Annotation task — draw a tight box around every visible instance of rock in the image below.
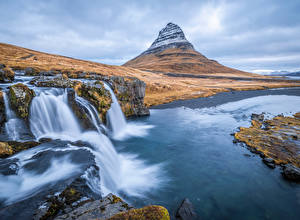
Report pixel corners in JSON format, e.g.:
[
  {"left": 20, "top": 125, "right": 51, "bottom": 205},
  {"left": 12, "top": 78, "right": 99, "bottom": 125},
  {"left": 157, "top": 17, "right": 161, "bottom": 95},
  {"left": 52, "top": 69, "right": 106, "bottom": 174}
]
[
  {"left": 176, "top": 198, "right": 197, "bottom": 220},
  {"left": 109, "top": 205, "right": 170, "bottom": 220},
  {"left": 0, "top": 65, "right": 15, "bottom": 82},
  {"left": 9, "top": 83, "right": 35, "bottom": 119},
  {"left": 282, "top": 164, "right": 300, "bottom": 181},
  {"left": 108, "top": 76, "right": 150, "bottom": 117},
  {"left": 0, "top": 141, "right": 40, "bottom": 158},
  {"left": 74, "top": 81, "right": 112, "bottom": 123},
  {"left": 54, "top": 193, "right": 131, "bottom": 220},
  {"left": 142, "top": 22, "right": 194, "bottom": 55},
  {"left": 0, "top": 90, "right": 6, "bottom": 127},
  {"left": 30, "top": 75, "right": 77, "bottom": 88},
  {"left": 66, "top": 88, "right": 98, "bottom": 130},
  {"left": 262, "top": 158, "right": 276, "bottom": 169},
  {"left": 25, "top": 67, "right": 40, "bottom": 76},
  {"left": 251, "top": 113, "right": 264, "bottom": 122}
]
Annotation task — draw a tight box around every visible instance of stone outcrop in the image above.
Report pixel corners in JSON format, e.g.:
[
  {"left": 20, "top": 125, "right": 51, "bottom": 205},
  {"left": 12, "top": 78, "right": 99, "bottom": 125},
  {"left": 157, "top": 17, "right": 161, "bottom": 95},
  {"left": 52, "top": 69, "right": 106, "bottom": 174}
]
[
  {"left": 0, "top": 141, "right": 40, "bottom": 158},
  {"left": 234, "top": 112, "right": 300, "bottom": 181},
  {"left": 74, "top": 81, "right": 112, "bottom": 123},
  {"left": 176, "top": 198, "right": 197, "bottom": 220},
  {"left": 0, "top": 64, "right": 14, "bottom": 82},
  {"left": 30, "top": 75, "right": 78, "bottom": 88},
  {"left": 9, "top": 83, "right": 35, "bottom": 119},
  {"left": 109, "top": 205, "right": 170, "bottom": 220},
  {"left": 108, "top": 76, "right": 150, "bottom": 117},
  {"left": 0, "top": 90, "right": 6, "bottom": 127},
  {"left": 142, "top": 22, "right": 194, "bottom": 55}
]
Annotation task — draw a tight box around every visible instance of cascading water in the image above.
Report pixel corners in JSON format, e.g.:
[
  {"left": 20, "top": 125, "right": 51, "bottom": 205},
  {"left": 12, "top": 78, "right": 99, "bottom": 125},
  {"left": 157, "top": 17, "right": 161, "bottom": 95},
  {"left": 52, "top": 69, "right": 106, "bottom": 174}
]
[
  {"left": 3, "top": 92, "right": 24, "bottom": 140},
  {"left": 104, "top": 83, "right": 154, "bottom": 140},
  {"left": 28, "top": 87, "right": 163, "bottom": 196}
]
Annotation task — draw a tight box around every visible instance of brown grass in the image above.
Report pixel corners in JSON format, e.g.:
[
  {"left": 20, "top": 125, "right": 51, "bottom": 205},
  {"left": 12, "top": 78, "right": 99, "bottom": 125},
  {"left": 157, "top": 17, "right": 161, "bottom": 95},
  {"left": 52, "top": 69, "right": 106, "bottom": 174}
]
[{"left": 1, "top": 42, "right": 299, "bottom": 106}]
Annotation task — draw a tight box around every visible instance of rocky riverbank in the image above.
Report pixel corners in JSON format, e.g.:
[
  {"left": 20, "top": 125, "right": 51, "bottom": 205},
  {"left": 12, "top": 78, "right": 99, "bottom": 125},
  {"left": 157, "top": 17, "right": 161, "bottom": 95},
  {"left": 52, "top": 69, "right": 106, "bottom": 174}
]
[{"left": 234, "top": 112, "right": 300, "bottom": 181}]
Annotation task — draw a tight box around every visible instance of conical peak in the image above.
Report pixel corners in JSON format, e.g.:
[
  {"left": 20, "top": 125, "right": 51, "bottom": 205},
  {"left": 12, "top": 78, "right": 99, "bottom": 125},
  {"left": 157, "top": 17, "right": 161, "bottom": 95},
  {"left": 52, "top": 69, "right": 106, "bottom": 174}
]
[{"left": 143, "top": 23, "right": 194, "bottom": 55}]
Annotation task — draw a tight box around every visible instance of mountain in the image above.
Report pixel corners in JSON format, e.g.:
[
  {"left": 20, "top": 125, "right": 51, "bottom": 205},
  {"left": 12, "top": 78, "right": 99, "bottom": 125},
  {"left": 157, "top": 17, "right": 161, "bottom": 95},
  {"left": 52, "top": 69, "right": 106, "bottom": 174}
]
[{"left": 124, "top": 23, "right": 251, "bottom": 76}]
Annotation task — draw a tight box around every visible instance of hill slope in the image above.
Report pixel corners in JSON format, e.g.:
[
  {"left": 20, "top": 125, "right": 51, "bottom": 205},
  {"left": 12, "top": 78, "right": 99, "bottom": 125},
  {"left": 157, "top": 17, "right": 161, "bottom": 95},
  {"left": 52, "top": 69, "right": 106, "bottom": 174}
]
[{"left": 124, "top": 23, "right": 253, "bottom": 77}]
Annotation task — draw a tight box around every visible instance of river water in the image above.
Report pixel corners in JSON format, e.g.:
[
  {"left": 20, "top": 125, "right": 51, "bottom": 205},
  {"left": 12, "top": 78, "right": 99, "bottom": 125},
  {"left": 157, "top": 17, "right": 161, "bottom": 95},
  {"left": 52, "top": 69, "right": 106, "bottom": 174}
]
[{"left": 0, "top": 73, "right": 299, "bottom": 219}]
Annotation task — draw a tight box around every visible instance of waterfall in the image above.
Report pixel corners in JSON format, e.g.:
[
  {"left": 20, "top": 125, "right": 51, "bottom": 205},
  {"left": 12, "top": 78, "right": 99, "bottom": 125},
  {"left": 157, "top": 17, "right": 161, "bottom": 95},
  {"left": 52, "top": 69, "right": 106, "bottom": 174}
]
[
  {"left": 104, "top": 82, "right": 154, "bottom": 140},
  {"left": 3, "top": 92, "right": 24, "bottom": 140},
  {"left": 103, "top": 83, "right": 127, "bottom": 139},
  {"left": 74, "top": 95, "right": 106, "bottom": 134},
  {"left": 29, "top": 88, "right": 122, "bottom": 194}
]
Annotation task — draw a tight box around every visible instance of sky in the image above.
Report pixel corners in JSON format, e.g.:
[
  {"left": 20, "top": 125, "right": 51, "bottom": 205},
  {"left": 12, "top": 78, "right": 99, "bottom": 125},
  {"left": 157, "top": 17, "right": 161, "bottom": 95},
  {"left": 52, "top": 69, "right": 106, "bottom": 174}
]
[{"left": 0, "top": 0, "right": 299, "bottom": 73}]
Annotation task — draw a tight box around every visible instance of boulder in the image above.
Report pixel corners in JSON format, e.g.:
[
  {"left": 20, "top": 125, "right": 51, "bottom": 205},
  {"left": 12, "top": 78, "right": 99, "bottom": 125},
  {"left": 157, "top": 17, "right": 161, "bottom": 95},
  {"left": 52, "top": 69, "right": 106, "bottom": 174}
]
[
  {"left": 0, "top": 64, "right": 15, "bottom": 82},
  {"left": 0, "top": 141, "right": 40, "bottom": 158},
  {"left": 262, "top": 157, "right": 276, "bottom": 169},
  {"left": 176, "top": 198, "right": 197, "bottom": 220},
  {"left": 30, "top": 75, "right": 77, "bottom": 88},
  {"left": 282, "top": 164, "right": 300, "bottom": 181},
  {"left": 251, "top": 113, "right": 264, "bottom": 122},
  {"left": 109, "top": 205, "right": 170, "bottom": 220},
  {"left": 74, "top": 81, "right": 112, "bottom": 123},
  {"left": 9, "top": 83, "right": 35, "bottom": 119},
  {"left": 25, "top": 67, "right": 40, "bottom": 76},
  {"left": 54, "top": 193, "right": 131, "bottom": 220},
  {"left": 109, "top": 76, "right": 150, "bottom": 117}
]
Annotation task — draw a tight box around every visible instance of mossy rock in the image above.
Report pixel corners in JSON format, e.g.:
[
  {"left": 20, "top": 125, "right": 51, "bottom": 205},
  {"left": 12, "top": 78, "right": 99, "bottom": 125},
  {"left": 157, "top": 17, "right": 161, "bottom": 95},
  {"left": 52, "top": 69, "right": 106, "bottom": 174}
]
[
  {"left": 0, "top": 66, "right": 15, "bottom": 82},
  {"left": 9, "top": 83, "right": 35, "bottom": 119},
  {"left": 0, "top": 141, "right": 40, "bottom": 158},
  {"left": 0, "top": 90, "right": 6, "bottom": 126},
  {"left": 109, "top": 205, "right": 170, "bottom": 220}
]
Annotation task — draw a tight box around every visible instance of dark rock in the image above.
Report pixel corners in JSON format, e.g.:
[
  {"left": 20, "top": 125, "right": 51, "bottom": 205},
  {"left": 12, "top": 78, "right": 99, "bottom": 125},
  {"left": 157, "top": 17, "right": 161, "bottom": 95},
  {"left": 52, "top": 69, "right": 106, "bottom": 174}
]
[
  {"left": 142, "top": 22, "right": 194, "bottom": 55},
  {"left": 0, "top": 63, "right": 5, "bottom": 69},
  {"left": 282, "top": 164, "right": 300, "bottom": 181},
  {"left": 25, "top": 67, "right": 39, "bottom": 76},
  {"left": 8, "top": 83, "right": 35, "bottom": 119},
  {"left": 0, "top": 66, "right": 15, "bottom": 82},
  {"left": 54, "top": 193, "right": 131, "bottom": 220},
  {"left": 262, "top": 157, "right": 276, "bottom": 169},
  {"left": 0, "top": 141, "right": 40, "bottom": 158},
  {"left": 251, "top": 113, "right": 264, "bottom": 122},
  {"left": 176, "top": 198, "right": 197, "bottom": 220}
]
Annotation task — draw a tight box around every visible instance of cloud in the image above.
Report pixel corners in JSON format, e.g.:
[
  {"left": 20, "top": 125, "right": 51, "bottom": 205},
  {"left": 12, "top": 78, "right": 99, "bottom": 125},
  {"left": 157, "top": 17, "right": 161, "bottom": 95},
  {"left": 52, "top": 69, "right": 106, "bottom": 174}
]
[{"left": 0, "top": 0, "right": 299, "bottom": 71}]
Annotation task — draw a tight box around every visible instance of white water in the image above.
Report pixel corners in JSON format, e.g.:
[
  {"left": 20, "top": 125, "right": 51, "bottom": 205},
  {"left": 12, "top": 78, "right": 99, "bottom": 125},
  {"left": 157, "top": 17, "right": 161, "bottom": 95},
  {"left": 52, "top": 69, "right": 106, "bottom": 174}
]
[
  {"left": 104, "top": 83, "right": 154, "bottom": 140},
  {"left": 3, "top": 92, "right": 24, "bottom": 140},
  {"left": 27, "top": 88, "right": 163, "bottom": 197}
]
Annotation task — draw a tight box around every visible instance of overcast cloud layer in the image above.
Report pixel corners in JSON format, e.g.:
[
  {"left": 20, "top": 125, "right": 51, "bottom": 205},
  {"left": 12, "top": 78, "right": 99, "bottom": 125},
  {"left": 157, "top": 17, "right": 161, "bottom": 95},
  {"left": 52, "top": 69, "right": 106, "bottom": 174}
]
[{"left": 0, "top": 0, "right": 299, "bottom": 73}]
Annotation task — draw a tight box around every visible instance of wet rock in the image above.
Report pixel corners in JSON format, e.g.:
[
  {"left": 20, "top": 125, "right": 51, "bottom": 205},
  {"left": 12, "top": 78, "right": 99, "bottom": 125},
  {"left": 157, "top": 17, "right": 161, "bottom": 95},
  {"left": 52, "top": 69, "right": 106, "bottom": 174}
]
[
  {"left": 9, "top": 83, "right": 35, "bottom": 119},
  {"left": 234, "top": 112, "right": 300, "bottom": 172},
  {"left": 0, "top": 64, "right": 15, "bottom": 82},
  {"left": 251, "top": 113, "right": 264, "bottom": 122},
  {"left": 30, "top": 75, "right": 78, "bottom": 88},
  {"left": 54, "top": 193, "right": 131, "bottom": 220},
  {"left": 282, "top": 164, "right": 300, "bottom": 181},
  {"left": 0, "top": 141, "right": 40, "bottom": 158},
  {"left": 176, "top": 198, "right": 197, "bottom": 220},
  {"left": 263, "top": 158, "right": 276, "bottom": 169},
  {"left": 0, "top": 90, "right": 6, "bottom": 127},
  {"left": 66, "top": 88, "right": 98, "bottom": 130},
  {"left": 109, "top": 76, "right": 150, "bottom": 117},
  {"left": 74, "top": 81, "right": 112, "bottom": 123},
  {"left": 25, "top": 67, "right": 40, "bottom": 76},
  {"left": 109, "top": 205, "right": 170, "bottom": 220}
]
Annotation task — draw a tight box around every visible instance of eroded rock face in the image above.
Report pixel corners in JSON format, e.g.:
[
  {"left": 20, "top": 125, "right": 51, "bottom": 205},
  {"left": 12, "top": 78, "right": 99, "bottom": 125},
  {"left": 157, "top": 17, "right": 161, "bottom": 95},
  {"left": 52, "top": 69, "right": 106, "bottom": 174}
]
[
  {"left": 109, "top": 205, "right": 170, "bottom": 220},
  {"left": 0, "top": 64, "right": 14, "bottom": 82},
  {"left": 108, "top": 76, "right": 150, "bottom": 117},
  {"left": 0, "top": 141, "right": 40, "bottom": 158},
  {"left": 143, "top": 22, "right": 194, "bottom": 55},
  {"left": 9, "top": 83, "right": 35, "bottom": 119},
  {"left": 282, "top": 164, "right": 300, "bottom": 181}
]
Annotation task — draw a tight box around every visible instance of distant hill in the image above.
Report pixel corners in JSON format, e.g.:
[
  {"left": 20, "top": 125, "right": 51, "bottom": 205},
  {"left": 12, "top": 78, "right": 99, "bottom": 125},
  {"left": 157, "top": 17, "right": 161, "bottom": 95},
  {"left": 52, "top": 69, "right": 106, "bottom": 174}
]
[{"left": 124, "top": 23, "right": 256, "bottom": 77}]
